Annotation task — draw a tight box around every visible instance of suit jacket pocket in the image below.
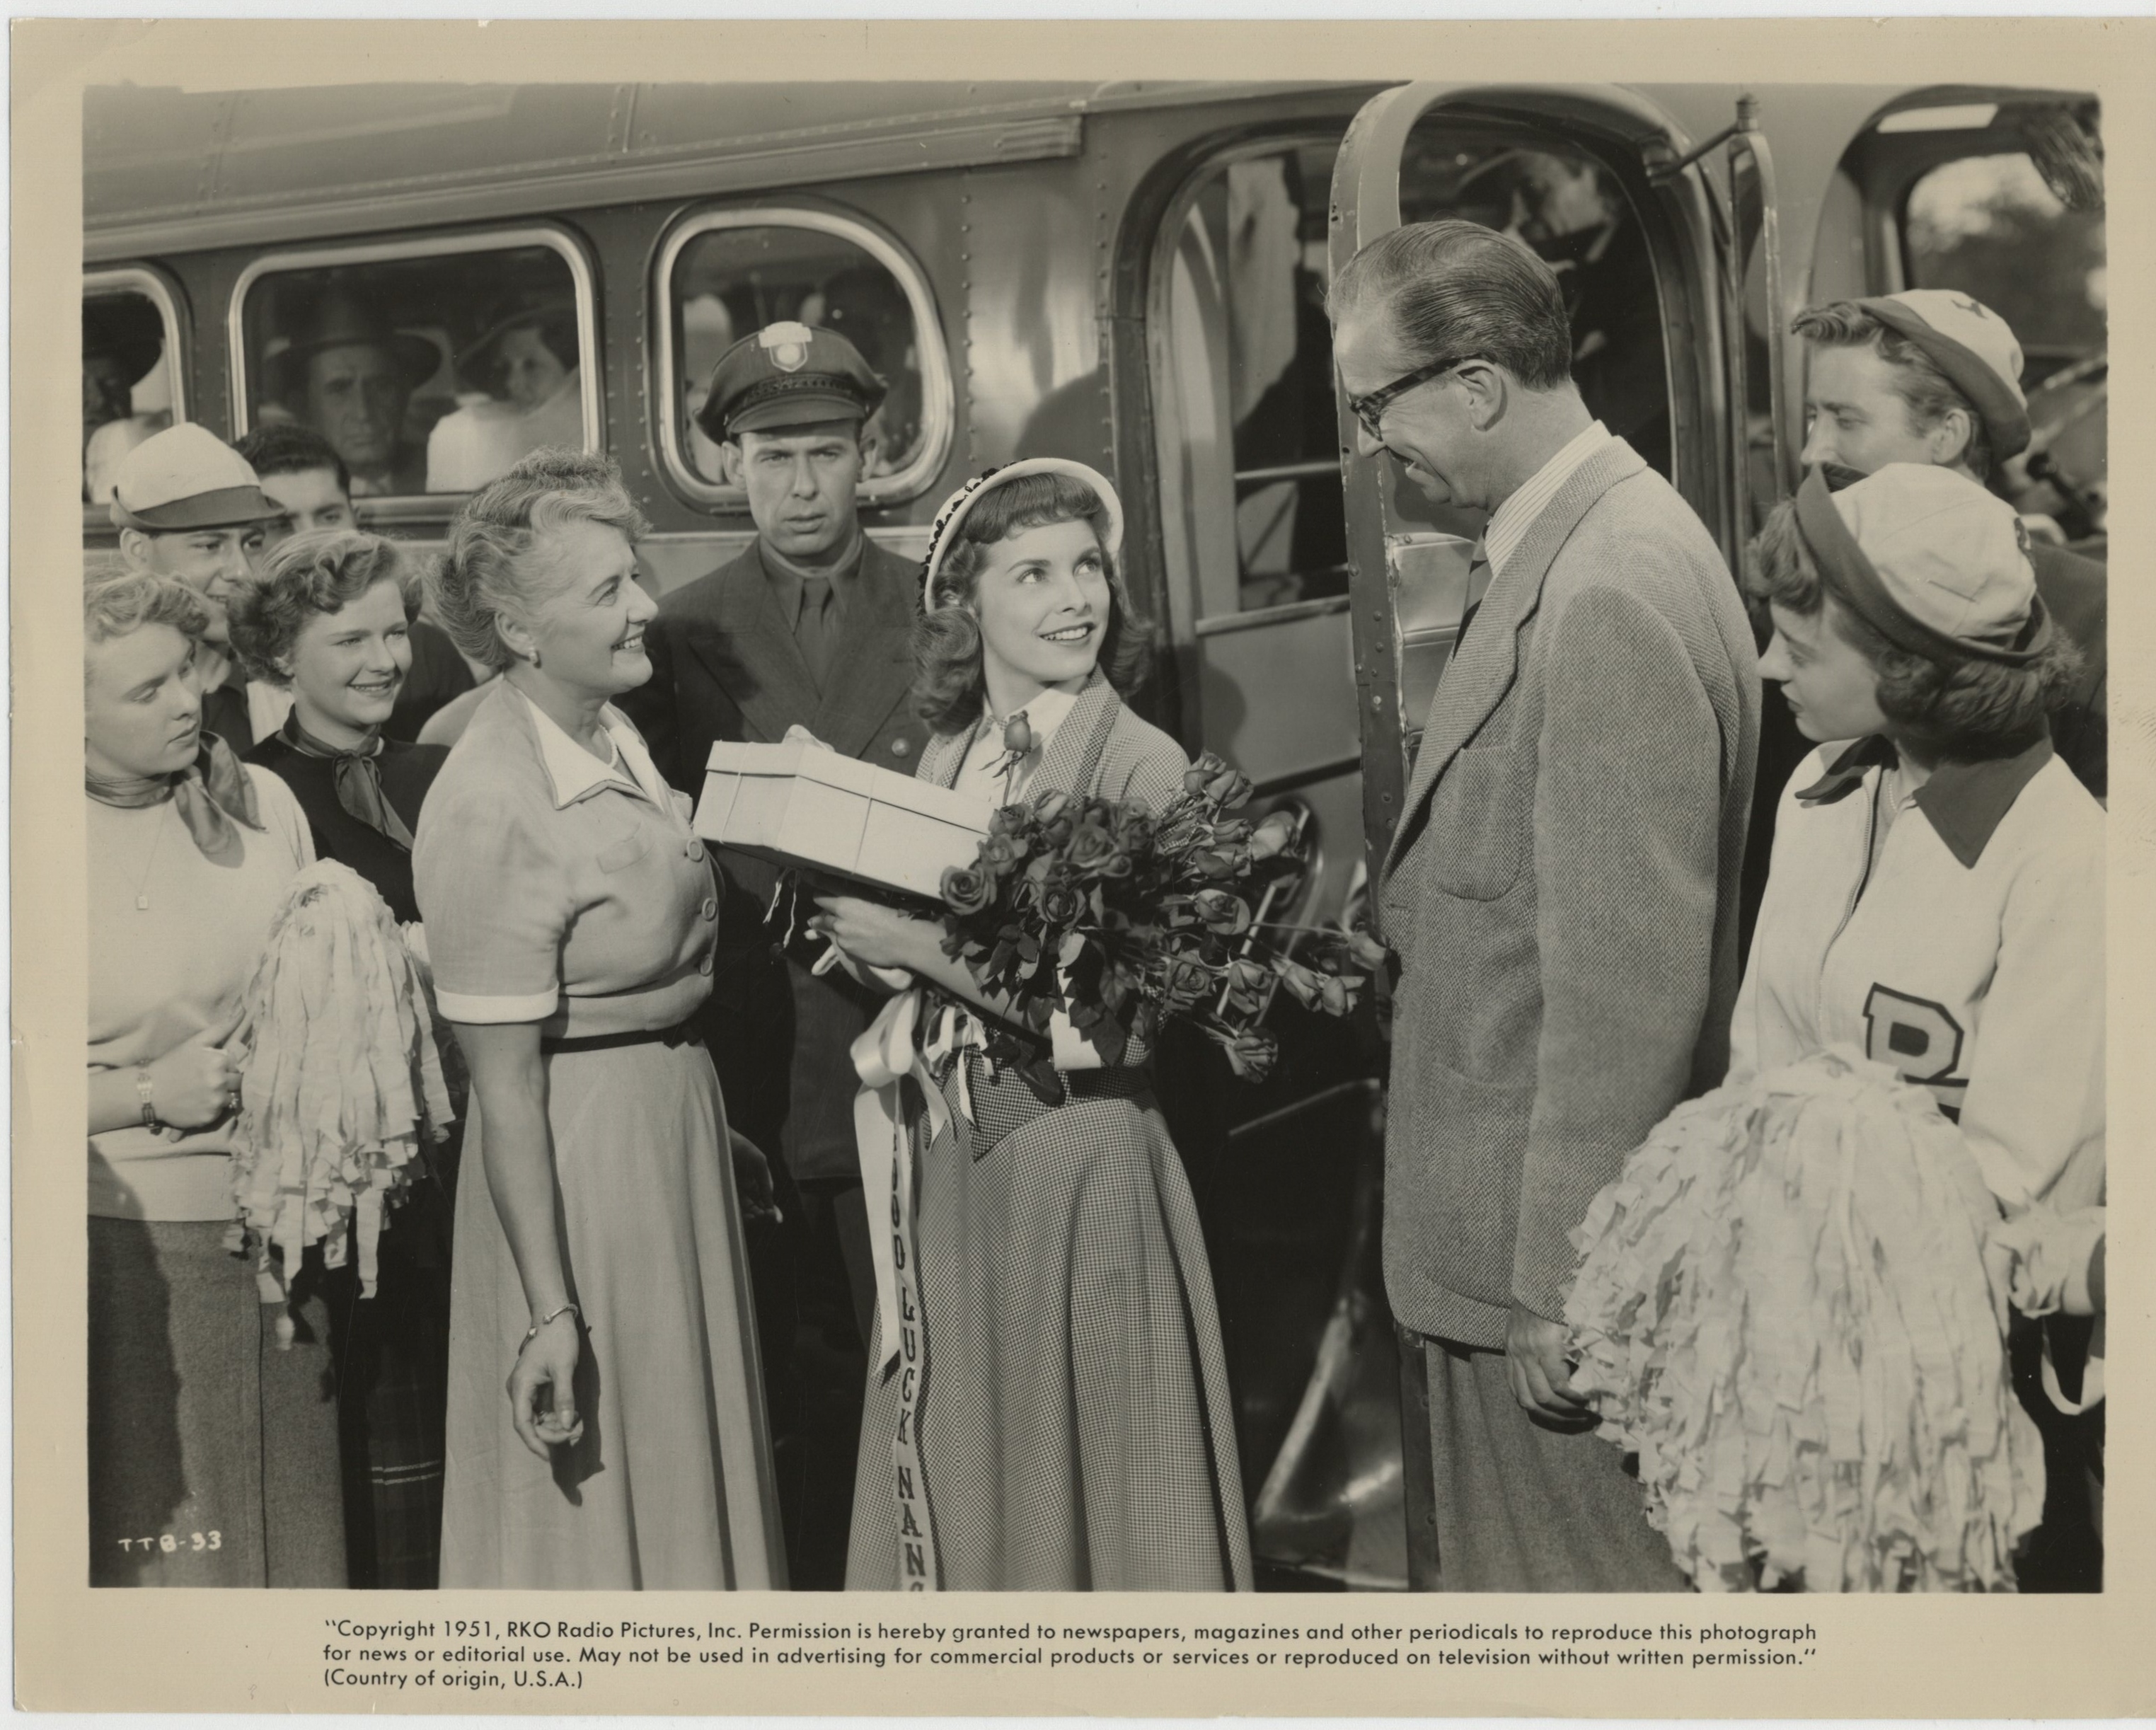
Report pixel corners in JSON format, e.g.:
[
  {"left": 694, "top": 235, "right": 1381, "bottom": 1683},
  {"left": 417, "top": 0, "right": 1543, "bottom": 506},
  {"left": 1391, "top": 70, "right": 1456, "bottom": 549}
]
[{"left": 1424, "top": 742, "right": 1530, "bottom": 901}]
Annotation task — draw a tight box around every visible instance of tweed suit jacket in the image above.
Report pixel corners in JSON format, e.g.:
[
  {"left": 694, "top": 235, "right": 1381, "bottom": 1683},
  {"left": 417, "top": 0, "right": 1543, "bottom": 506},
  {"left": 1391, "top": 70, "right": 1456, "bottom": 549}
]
[
  {"left": 1379, "top": 439, "right": 1760, "bottom": 1348},
  {"left": 616, "top": 535, "right": 930, "bottom": 1180}
]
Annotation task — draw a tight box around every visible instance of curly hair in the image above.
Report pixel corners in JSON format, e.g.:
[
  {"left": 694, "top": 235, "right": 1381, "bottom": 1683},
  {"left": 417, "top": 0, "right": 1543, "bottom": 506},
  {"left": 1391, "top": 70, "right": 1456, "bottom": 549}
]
[
  {"left": 427, "top": 447, "right": 649, "bottom": 673},
  {"left": 913, "top": 471, "right": 1151, "bottom": 734},
  {"left": 84, "top": 558, "right": 209, "bottom": 648},
  {"left": 1746, "top": 499, "right": 2080, "bottom": 760},
  {"left": 226, "top": 529, "right": 415, "bottom": 686},
  {"left": 1791, "top": 301, "right": 1995, "bottom": 482}
]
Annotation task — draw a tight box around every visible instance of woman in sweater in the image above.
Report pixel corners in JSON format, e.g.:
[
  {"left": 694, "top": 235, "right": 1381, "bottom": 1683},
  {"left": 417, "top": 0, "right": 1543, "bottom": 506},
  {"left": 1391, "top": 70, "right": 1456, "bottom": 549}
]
[
  {"left": 814, "top": 460, "right": 1251, "bottom": 1591},
  {"left": 229, "top": 529, "right": 456, "bottom": 1588},
  {"left": 1736, "top": 462, "right": 2104, "bottom": 1588},
  {"left": 84, "top": 563, "right": 343, "bottom": 1586}
]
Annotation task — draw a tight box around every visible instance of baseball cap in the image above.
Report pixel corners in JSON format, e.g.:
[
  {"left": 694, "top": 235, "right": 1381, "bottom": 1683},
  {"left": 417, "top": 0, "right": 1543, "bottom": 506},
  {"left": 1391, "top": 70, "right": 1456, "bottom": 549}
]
[
  {"left": 696, "top": 322, "right": 886, "bottom": 442},
  {"left": 1856, "top": 290, "right": 2030, "bottom": 461},
  {"left": 1795, "top": 463, "right": 2049, "bottom": 666},
  {"left": 108, "top": 424, "right": 283, "bottom": 533}
]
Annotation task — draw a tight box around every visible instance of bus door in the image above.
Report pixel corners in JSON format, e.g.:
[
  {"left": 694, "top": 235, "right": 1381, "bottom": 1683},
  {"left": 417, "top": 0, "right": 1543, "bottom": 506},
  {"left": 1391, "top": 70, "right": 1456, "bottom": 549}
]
[{"left": 1328, "top": 83, "right": 1787, "bottom": 886}]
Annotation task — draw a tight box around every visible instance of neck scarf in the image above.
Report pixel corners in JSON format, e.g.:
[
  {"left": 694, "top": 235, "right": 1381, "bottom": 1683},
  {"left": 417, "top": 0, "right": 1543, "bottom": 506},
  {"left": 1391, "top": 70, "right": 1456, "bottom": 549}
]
[
  {"left": 278, "top": 712, "right": 415, "bottom": 850},
  {"left": 86, "top": 733, "right": 263, "bottom": 867}
]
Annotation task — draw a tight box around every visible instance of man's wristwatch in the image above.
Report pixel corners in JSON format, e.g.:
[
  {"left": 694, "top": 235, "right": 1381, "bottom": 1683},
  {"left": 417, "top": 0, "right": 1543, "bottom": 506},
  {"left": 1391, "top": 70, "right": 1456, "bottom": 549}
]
[{"left": 135, "top": 1067, "right": 160, "bottom": 1131}]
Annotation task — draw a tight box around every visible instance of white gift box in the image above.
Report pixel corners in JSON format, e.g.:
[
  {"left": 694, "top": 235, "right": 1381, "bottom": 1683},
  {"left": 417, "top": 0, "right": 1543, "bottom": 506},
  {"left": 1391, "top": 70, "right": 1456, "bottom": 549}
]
[{"left": 694, "top": 741, "right": 993, "bottom": 899}]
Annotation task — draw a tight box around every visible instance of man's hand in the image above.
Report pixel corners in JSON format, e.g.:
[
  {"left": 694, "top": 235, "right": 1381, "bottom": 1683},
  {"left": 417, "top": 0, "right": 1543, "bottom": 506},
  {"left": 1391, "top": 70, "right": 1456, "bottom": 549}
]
[{"left": 1506, "top": 1303, "right": 1593, "bottom": 1428}]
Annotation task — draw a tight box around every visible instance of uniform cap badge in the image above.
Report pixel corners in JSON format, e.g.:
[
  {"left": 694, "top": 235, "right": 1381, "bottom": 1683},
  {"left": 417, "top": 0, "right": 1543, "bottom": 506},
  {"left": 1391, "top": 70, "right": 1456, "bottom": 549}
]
[{"left": 759, "top": 321, "right": 815, "bottom": 374}]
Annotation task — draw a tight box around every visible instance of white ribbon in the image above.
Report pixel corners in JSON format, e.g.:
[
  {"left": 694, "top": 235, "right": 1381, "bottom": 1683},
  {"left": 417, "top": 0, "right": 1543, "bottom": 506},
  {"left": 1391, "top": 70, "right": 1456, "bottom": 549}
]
[
  {"left": 852, "top": 987, "right": 950, "bottom": 1376},
  {"left": 851, "top": 984, "right": 986, "bottom": 1589}
]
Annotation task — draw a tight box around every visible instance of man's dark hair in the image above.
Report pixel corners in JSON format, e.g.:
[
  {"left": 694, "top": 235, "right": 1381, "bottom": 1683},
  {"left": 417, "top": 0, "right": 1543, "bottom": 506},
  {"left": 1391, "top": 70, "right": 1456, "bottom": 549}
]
[
  {"left": 232, "top": 421, "right": 352, "bottom": 498},
  {"left": 1791, "top": 301, "right": 1995, "bottom": 482},
  {"left": 1327, "top": 219, "right": 1574, "bottom": 391}
]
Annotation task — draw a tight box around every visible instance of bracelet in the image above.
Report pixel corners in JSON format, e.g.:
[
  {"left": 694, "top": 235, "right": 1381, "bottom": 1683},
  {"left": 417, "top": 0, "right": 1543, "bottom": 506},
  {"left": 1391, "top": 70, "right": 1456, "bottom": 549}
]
[
  {"left": 134, "top": 1068, "right": 159, "bottom": 1132},
  {"left": 521, "top": 1302, "right": 580, "bottom": 1350}
]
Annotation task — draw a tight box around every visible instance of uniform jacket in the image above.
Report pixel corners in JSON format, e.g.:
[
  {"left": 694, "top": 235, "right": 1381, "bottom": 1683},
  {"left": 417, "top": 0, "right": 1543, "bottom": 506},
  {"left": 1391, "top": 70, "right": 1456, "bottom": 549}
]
[
  {"left": 1731, "top": 735, "right": 2104, "bottom": 1212},
  {"left": 617, "top": 536, "right": 930, "bottom": 1180},
  {"left": 1379, "top": 439, "right": 1760, "bottom": 1346}
]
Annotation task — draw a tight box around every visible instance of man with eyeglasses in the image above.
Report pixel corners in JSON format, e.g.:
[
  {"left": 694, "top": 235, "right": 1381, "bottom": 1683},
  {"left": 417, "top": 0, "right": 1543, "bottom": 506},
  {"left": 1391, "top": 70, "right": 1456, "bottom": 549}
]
[{"left": 1330, "top": 219, "right": 1760, "bottom": 1591}]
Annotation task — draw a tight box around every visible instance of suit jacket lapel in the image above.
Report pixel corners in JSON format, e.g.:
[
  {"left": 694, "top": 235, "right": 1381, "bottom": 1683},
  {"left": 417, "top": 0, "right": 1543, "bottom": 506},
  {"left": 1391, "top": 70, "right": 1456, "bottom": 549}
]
[
  {"left": 812, "top": 538, "right": 921, "bottom": 755},
  {"left": 681, "top": 545, "right": 822, "bottom": 744},
  {"left": 1381, "top": 439, "right": 1646, "bottom": 884}
]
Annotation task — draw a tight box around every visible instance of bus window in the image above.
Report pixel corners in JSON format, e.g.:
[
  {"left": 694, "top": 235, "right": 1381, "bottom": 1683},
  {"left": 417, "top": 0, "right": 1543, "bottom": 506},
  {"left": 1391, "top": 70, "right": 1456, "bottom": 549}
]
[
  {"left": 1163, "top": 141, "right": 1345, "bottom": 617},
  {"left": 234, "top": 232, "right": 592, "bottom": 502},
  {"left": 657, "top": 210, "right": 948, "bottom": 509},
  {"left": 1905, "top": 151, "right": 2105, "bottom": 376},
  {"left": 83, "top": 274, "right": 183, "bottom": 506},
  {"left": 1901, "top": 132, "right": 2106, "bottom": 536}
]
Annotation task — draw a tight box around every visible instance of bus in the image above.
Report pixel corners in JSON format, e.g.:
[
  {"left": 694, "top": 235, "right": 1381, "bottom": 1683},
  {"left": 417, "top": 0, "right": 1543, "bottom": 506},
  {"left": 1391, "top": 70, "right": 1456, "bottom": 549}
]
[{"left": 83, "top": 76, "right": 2105, "bottom": 1588}]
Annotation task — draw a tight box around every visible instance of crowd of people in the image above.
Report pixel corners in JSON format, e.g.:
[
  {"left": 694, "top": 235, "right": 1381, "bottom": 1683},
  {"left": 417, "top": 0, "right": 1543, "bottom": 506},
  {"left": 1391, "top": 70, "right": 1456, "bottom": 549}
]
[{"left": 84, "top": 214, "right": 2106, "bottom": 1593}]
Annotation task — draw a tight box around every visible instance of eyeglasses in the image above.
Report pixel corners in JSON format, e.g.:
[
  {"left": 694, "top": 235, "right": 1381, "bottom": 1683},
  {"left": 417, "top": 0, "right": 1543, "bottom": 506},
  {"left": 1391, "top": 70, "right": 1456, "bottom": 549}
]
[{"left": 1344, "top": 354, "right": 1481, "bottom": 442}]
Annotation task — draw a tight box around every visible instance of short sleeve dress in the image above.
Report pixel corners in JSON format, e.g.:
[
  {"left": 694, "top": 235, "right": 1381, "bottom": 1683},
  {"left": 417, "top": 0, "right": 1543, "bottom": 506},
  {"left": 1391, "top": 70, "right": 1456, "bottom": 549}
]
[
  {"left": 846, "top": 676, "right": 1252, "bottom": 1591},
  {"left": 414, "top": 683, "right": 783, "bottom": 1589}
]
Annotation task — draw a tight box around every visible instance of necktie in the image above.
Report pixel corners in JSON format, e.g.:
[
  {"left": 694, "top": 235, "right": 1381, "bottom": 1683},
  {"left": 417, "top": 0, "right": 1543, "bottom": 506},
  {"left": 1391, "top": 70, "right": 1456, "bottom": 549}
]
[
  {"left": 86, "top": 734, "right": 263, "bottom": 866},
  {"left": 799, "top": 575, "right": 836, "bottom": 688},
  {"left": 279, "top": 714, "right": 416, "bottom": 850},
  {"left": 1458, "top": 542, "right": 1492, "bottom": 648}
]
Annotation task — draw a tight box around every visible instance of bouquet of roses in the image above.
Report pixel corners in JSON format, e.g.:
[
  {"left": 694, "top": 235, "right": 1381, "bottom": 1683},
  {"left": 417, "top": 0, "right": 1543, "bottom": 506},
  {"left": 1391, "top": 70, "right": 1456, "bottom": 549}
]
[{"left": 932, "top": 751, "right": 1385, "bottom": 1083}]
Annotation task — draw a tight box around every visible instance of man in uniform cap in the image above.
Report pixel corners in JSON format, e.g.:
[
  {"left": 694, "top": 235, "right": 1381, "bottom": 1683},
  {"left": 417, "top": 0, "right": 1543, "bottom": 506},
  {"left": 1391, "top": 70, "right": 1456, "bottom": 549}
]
[
  {"left": 1792, "top": 288, "right": 2106, "bottom": 798},
  {"left": 109, "top": 423, "right": 283, "bottom": 750},
  {"left": 616, "top": 320, "right": 928, "bottom": 1587}
]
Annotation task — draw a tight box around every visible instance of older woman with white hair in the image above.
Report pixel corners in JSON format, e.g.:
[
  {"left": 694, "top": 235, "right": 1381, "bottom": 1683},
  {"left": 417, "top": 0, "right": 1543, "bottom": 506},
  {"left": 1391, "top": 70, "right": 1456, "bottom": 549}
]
[{"left": 415, "top": 449, "right": 782, "bottom": 1589}]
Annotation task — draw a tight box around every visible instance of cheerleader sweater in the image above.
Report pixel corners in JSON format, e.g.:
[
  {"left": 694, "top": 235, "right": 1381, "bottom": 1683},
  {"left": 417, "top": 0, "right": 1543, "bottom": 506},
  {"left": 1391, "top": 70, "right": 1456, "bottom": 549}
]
[{"left": 1729, "top": 734, "right": 2104, "bottom": 1211}]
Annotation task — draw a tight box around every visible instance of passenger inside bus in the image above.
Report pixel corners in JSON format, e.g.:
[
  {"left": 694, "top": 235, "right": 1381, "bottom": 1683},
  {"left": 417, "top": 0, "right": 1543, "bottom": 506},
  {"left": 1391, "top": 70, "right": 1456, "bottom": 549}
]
[
  {"left": 262, "top": 292, "right": 440, "bottom": 497},
  {"left": 1501, "top": 148, "right": 1671, "bottom": 478},
  {"left": 83, "top": 295, "right": 172, "bottom": 504},
  {"left": 425, "top": 292, "right": 583, "bottom": 492}
]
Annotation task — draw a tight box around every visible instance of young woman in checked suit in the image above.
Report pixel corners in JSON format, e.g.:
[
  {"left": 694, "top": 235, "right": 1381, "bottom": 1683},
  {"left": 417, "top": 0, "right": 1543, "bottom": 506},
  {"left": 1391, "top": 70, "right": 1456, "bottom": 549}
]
[{"left": 814, "top": 459, "right": 1252, "bottom": 1593}]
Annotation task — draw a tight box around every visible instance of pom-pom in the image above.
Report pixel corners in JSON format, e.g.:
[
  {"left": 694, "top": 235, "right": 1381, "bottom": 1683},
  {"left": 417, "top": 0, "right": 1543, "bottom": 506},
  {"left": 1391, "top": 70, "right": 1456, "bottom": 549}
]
[
  {"left": 230, "top": 860, "right": 456, "bottom": 1304},
  {"left": 1564, "top": 1046, "right": 2043, "bottom": 1593}
]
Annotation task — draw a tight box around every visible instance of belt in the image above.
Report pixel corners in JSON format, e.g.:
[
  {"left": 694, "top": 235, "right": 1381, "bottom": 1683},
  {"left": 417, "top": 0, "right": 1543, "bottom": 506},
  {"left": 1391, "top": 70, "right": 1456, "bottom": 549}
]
[{"left": 541, "top": 1020, "right": 704, "bottom": 1056}]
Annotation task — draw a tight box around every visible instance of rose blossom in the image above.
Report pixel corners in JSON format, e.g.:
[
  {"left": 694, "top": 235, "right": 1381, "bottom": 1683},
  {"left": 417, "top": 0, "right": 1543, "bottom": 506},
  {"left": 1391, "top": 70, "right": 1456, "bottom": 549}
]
[{"left": 940, "top": 864, "right": 993, "bottom": 916}]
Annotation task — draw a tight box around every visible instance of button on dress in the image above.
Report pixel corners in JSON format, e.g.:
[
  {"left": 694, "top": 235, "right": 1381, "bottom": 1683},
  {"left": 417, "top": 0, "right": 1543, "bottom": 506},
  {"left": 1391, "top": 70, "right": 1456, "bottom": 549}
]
[{"left": 415, "top": 684, "right": 783, "bottom": 1588}]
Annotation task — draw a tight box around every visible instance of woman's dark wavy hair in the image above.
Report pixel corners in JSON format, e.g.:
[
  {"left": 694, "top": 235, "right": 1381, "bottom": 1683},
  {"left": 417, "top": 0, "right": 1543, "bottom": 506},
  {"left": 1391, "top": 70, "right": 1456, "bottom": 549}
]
[
  {"left": 912, "top": 471, "right": 1152, "bottom": 734},
  {"left": 1746, "top": 498, "right": 2081, "bottom": 761},
  {"left": 227, "top": 529, "right": 417, "bottom": 686}
]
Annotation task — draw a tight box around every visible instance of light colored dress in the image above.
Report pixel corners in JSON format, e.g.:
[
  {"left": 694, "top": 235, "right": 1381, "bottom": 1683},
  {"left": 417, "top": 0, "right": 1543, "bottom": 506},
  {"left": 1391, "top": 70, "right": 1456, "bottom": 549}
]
[
  {"left": 415, "top": 683, "right": 783, "bottom": 1588},
  {"left": 846, "top": 676, "right": 1252, "bottom": 1591}
]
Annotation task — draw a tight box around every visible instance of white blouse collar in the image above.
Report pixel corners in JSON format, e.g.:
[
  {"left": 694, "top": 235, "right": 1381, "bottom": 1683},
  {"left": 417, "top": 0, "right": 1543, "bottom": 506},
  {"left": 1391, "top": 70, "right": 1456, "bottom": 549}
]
[{"left": 517, "top": 687, "right": 670, "bottom": 809}]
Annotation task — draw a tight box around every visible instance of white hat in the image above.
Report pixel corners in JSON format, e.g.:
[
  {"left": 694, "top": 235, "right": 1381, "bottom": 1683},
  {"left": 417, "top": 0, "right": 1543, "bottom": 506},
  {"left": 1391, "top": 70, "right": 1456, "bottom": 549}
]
[
  {"left": 109, "top": 423, "right": 281, "bottom": 533},
  {"left": 921, "top": 459, "right": 1125, "bottom": 610},
  {"left": 1796, "top": 463, "right": 2050, "bottom": 665},
  {"left": 1857, "top": 290, "right": 2030, "bottom": 459}
]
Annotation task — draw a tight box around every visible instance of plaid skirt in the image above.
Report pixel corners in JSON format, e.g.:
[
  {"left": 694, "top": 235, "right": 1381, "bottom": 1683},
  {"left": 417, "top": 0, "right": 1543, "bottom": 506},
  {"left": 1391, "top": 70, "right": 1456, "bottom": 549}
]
[{"left": 846, "top": 1054, "right": 1253, "bottom": 1591}]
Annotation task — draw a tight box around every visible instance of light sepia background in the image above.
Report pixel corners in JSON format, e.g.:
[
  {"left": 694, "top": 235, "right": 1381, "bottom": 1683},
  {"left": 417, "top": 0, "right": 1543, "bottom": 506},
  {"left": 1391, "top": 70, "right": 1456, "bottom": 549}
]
[{"left": 14, "top": 14, "right": 2155, "bottom": 1717}]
